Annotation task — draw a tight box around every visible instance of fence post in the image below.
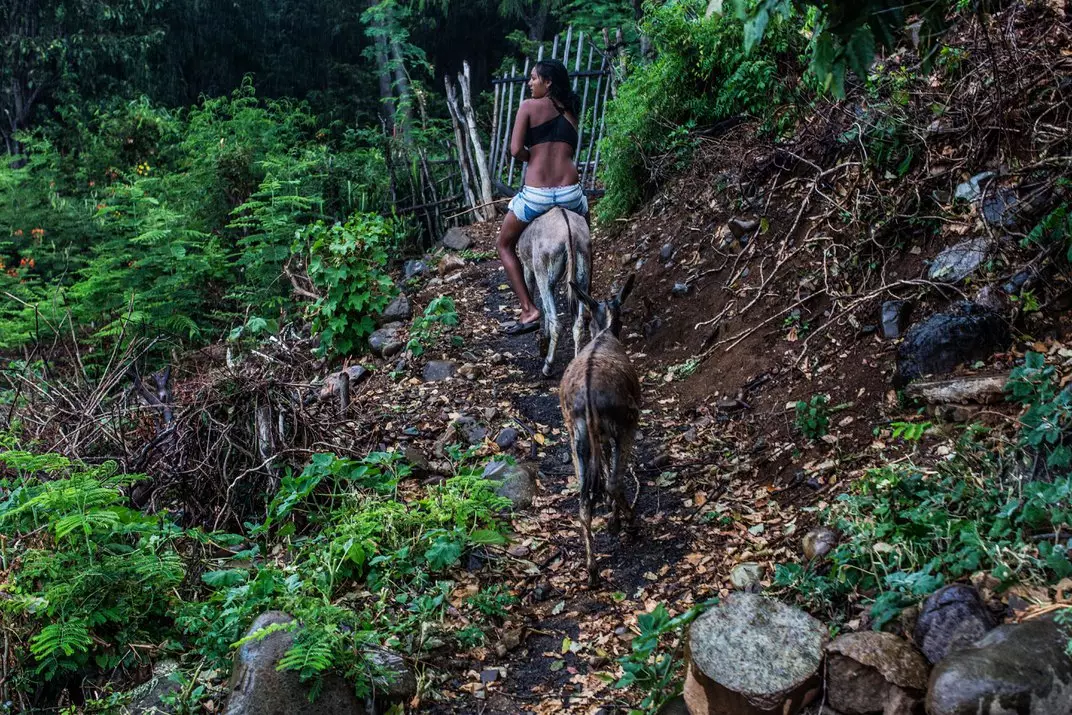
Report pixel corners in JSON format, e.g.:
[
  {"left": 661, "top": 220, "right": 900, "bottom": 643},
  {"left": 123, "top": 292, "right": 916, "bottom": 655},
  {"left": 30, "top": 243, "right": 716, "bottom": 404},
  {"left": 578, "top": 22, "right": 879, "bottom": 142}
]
[
  {"left": 444, "top": 75, "right": 477, "bottom": 213},
  {"left": 458, "top": 61, "right": 496, "bottom": 221}
]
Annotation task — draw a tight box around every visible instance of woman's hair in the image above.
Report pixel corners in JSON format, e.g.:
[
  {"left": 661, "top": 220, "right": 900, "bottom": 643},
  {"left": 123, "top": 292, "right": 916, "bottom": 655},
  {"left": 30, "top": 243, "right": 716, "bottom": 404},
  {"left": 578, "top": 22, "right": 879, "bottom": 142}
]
[{"left": 534, "top": 59, "right": 581, "bottom": 118}]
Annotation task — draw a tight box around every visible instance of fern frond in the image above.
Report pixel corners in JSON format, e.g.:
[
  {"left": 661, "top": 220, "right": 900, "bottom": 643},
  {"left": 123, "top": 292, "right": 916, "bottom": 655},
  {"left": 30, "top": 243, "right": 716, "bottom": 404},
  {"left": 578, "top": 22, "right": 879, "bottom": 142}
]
[
  {"left": 276, "top": 628, "right": 335, "bottom": 680},
  {"left": 30, "top": 619, "right": 92, "bottom": 660}
]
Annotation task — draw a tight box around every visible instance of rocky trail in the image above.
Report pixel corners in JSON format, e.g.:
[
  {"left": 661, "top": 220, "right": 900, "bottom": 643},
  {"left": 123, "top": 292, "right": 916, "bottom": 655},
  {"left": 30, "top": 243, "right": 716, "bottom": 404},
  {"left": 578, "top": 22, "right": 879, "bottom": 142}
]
[{"left": 358, "top": 212, "right": 894, "bottom": 713}]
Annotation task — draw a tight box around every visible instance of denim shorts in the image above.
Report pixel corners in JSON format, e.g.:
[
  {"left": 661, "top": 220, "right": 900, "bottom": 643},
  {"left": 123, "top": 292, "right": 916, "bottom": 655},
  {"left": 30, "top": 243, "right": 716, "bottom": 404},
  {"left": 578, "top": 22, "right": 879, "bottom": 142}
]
[{"left": 507, "top": 183, "right": 589, "bottom": 223}]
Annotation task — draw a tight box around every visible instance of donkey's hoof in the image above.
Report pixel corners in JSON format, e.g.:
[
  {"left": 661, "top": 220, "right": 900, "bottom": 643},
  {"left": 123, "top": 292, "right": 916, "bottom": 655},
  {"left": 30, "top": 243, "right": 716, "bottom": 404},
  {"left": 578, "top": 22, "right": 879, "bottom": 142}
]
[
  {"left": 541, "top": 363, "right": 553, "bottom": 377},
  {"left": 587, "top": 572, "right": 600, "bottom": 589}
]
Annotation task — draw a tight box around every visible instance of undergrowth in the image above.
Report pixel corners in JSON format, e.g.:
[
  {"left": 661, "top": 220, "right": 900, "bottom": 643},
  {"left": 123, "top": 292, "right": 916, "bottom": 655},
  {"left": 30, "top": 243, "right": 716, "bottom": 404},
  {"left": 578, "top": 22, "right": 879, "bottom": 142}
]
[
  {"left": 0, "top": 447, "right": 516, "bottom": 707},
  {"left": 776, "top": 353, "right": 1072, "bottom": 629}
]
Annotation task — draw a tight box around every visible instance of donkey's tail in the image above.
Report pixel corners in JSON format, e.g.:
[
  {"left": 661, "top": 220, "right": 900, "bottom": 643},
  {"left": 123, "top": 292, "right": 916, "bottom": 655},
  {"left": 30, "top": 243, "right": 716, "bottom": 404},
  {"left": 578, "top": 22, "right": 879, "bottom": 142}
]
[{"left": 562, "top": 207, "right": 578, "bottom": 319}]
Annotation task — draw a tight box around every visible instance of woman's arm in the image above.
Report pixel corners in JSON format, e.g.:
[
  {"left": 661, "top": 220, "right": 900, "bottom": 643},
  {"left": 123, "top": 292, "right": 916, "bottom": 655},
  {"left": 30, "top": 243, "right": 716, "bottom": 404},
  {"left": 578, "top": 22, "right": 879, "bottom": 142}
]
[{"left": 510, "top": 101, "right": 531, "bottom": 163}]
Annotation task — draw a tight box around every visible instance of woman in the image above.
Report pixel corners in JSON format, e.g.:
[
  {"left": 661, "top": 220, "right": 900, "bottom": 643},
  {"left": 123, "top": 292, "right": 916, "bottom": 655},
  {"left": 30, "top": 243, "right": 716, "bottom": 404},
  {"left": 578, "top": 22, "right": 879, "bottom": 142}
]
[{"left": 497, "top": 58, "right": 587, "bottom": 335}]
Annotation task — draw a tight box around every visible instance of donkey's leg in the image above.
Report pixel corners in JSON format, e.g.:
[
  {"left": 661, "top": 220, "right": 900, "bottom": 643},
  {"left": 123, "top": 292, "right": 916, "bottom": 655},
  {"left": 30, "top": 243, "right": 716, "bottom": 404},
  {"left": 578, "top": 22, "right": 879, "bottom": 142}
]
[
  {"left": 607, "top": 431, "right": 638, "bottom": 538},
  {"left": 572, "top": 242, "right": 591, "bottom": 355},
  {"left": 571, "top": 418, "right": 599, "bottom": 586},
  {"left": 535, "top": 259, "right": 562, "bottom": 377}
]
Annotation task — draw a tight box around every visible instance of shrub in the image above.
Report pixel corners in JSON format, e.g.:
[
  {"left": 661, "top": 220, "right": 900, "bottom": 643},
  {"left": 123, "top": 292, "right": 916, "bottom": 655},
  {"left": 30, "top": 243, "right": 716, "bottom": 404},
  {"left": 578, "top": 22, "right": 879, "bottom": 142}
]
[
  {"left": 299, "top": 213, "right": 405, "bottom": 356},
  {"left": 0, "top": 452, "right": 185, "bottom": 698},
  {"left": 597, "top": 0, "right": 800, "bottom": 219}
]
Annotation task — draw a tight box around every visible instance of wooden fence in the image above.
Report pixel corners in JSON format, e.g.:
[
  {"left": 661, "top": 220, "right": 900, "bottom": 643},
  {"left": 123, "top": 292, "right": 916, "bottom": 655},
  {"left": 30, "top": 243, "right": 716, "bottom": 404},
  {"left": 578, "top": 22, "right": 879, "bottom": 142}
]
[{"left": 440, "top": 27, "right": 624, "bottom": 226}]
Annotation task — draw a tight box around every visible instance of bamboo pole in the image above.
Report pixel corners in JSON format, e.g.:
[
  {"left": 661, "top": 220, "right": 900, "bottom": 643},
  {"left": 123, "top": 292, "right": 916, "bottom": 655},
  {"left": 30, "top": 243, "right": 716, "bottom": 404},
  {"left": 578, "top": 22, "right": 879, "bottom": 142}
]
[
  {"left": 575, "top": 44, "right": 596, "bottom": 171},
  {"left": 458, "top": 61, "right": 495, "bottom": 221},
  {"left": 551, "top": 32, "right": 559, "bottom": 59},
  {"left": 562, "top": 26, "right": 573, "bottom": 70},
  {"left": 580, "top": 55, "right": 608, "bottom": 189},
  {"left": 571, "top": 32, "right": 584, "bottom": 92},
  {"left": 507, "top": 58, "right": 530, "bottom": 188},
  {"left": 489, "top": 82, "right": 501, "bottom": 176},
  {"left": 495, "top": 65, "right": 516, "bottom": 182},
  {"left": 444, "top": 74, "right": 477, "bottom": 212}
]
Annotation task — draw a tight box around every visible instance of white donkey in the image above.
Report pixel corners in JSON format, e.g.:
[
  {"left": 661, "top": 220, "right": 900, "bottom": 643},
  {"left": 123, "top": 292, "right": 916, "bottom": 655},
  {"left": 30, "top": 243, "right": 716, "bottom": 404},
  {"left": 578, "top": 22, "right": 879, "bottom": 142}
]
[{"left": 515, "top": 207, "right": 592, "bottom": 376}]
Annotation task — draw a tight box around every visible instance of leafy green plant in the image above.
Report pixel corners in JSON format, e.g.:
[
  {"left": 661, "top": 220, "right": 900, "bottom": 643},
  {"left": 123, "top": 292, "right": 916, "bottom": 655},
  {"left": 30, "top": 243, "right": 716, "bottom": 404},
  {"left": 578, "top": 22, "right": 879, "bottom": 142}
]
[
  {"left": 1007, "top": 351, "right": 1072, "bottom": 471},
  {"left": 611, "top": 599, "right": 719, "bottom": 714},
  {"left": 598, "top": 0, "right": 800, "bottom": 219},
  {"left": 407, "top": 295, "right": 460, "bottom": 356},
  {"left": 0, "top": 451, "right": 185, "bottom": 696},
  {"left": 776, "top": 439, "right": 1072, "bottom": 628},
  {"left": 795, "top": 394, "right": 830, "bottom": 440},
  {"left": 300, "top": 213, "right": 403, "bottom": 356},
  {"left": 890, "top": 420, "right": 931, "bottom": 442}
]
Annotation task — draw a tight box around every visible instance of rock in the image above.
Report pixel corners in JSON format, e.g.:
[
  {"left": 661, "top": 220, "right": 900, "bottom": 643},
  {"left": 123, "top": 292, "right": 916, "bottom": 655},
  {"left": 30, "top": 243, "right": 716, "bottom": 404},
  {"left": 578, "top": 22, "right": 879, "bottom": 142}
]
[
  {"left": 655, "top": 695, "right": 690, "bottom": 715},
  {"left": 364, "top": 646, "right": 417, "bottom": 708},
  {"left": 730, "top": 562, "right": 764, "bottom": 591},
  {"left": 928, "top": 238, "right": 989, "bottom": 283},
  {"left": 914, "top": 584, "right": 996, "bottom": 665},
  {"left": 660, "top": 243, "right": 675, "bottom": 262},
  {"left": 457, "top": 363, "right": 482, "bottom": 381},
  {"left": 1002, "top": 269, "right": 1035, "bottom": 295},
  {"left": 682, "top": 593, "right": 826, "bottom": 715},
  {"left": 981, "top": 187, "right": 1020, "bottom": 228},
  {"left": 880, "top": 300, "right": 913, "bottom": 340},
  {"left": 926, "top": 617, "right": 1072, "bottom": 715},
  {"left": 974, "top": 285, "right": 1007, "bottom": 312},
  {"left": 802, "top": 527, "right": 838, "bottom": 561},
  {"left": 225, "top": 611, "right": 368, "bottom": 715},
  {"left": 672, "top": 282, "right": 691, "bottom": 296},
  {"left": 423, "top": 360, "right": 457, "bottom": 382},
  {"left": 452, "top": 415, "right": 488, "bottom": 445},
  {"left": 379, "top": 294, "right": 411, "bottom": 324},
  {"left": 954, "top": 171, "right": 995, "bottom": 202},
  {"left": 483, "top": 460, "right": 538, "bottom": 510},
  {"left": 368, "top": 323, "right": 405, "bottom": 358},
  {"left": 403, "top": 259, "right": 427, "bottom": 280},
  {"left": 437, "top": 254, "right": 466, "bottom": 276},
  {"left": 895, "top": 302, "right": 1010, "bottom": 383},
  {"left": 495, "top": 628, "right": 524, "bottom": 657},
  {"left": 403, "top": 445, "right": 432, "bottom": 478},
  {"left": 319, "top": 365, "right": 371, "bottom": 401},
  {"left": 728, "top": 217, "right": 760, "bottom": 239},
  {"left": 825, "top": 632, "right": 929, "bottom": 715},
  {"left": 440, "top": 227, "right": 472, "bottom": 251},
  {"left": 495, "top": 428, "right": 519, "bottom": 450},
  {"left": 123, "top": 659, "right": 182, "bottom": 714},
  {"left": 905, "top": 374, "right": 1008, "bottom": 406}
]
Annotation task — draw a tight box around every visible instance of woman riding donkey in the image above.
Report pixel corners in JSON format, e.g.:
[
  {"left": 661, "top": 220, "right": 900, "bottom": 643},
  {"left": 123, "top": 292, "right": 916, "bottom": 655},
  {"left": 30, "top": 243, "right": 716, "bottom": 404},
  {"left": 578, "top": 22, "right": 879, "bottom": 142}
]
[{"left": 497, "top": 58, "right": 588, "bottom": 336}]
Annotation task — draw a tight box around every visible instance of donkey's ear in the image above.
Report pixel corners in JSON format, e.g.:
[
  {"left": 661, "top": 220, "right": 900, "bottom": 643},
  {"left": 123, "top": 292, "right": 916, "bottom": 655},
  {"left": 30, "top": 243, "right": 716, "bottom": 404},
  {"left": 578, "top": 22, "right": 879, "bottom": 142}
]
[
  {"left": 571, "top": 281, "right": 600, "bottom": 311},
  {"left": 615, "top": 273, "right": 636, "bottom": 306}
]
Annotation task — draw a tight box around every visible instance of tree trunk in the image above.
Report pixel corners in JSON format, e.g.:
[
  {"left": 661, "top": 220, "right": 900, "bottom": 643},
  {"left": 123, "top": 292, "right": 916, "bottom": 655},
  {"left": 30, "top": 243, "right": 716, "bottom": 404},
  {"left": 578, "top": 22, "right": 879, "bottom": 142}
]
[
  {"left": 526, "top": 0, "right": 550, "bottom": 41},
  {"left": 389, "top": 39, "right": 414, "bottom": 140},
  {"left": 444, "top": 76, "right": 478, "bottom": 215},
  {"left": 369, "top": 2, "right": 396, "bottom": 130}
]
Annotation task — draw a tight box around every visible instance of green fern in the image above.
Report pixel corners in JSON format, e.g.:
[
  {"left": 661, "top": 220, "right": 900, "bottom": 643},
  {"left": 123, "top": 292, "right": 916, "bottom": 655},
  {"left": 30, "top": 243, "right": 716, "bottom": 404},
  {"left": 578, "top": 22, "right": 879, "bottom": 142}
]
[
  {"left": 30, "top": 620, "right": 93, "bottom": 660},
  {"left": 277, "top": 627, "right": 337, "bottom": 681}
]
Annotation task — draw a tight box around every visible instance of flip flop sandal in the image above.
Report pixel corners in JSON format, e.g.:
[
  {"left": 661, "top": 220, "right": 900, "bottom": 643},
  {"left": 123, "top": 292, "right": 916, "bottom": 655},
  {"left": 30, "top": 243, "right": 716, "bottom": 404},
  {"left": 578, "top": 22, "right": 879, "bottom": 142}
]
[{"left": 503, "top": 319, "right": 540, "bottom": 336}]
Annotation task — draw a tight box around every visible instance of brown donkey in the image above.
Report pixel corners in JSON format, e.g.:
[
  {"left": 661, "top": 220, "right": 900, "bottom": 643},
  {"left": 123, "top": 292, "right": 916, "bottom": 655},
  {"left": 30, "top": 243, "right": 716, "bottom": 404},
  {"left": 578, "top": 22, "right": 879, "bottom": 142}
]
[{"left": 559, "top": 274, "right": 641, "bottom": 586}]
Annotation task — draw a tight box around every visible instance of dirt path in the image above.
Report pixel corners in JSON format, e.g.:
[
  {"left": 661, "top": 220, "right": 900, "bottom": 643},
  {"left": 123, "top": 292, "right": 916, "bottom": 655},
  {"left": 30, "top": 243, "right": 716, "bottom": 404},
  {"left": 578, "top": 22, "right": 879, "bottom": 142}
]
[{"left": 360, "top": 223, "right": 813, "bottom": 714}]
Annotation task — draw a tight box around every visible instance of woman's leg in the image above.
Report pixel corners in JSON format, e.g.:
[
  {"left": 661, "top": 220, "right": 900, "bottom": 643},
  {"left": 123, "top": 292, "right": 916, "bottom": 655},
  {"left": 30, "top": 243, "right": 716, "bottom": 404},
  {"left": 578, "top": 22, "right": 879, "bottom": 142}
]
[{"left": 496, "top": 210, "right": 540, "bottom": 324}]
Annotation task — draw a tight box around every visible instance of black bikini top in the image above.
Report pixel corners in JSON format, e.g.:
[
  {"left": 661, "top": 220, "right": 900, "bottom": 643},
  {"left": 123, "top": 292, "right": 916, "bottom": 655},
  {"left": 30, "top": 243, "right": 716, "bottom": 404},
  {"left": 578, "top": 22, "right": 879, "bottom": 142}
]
[{"left": 525, "top": 104, "right": 578, "bottom": 153}]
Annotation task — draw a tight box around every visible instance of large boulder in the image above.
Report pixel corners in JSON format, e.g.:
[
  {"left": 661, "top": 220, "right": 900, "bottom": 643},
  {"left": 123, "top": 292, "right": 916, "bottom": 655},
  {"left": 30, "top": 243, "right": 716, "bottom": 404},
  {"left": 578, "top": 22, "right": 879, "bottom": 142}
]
[
  {"left": 483, "top": 460, "right": 538, "bottom": 510},
  {"left": 825, "top": 631, "right": 929, "bottom": 715},
  {"left": 896, "top": 302, "right": 1010, "bottom": 383},
  {"left": 914, "top": 584, "right": 996, "bottom": 665},
  {"left": 224, "top": 612, "right": 367, "bottom": 715},
  {"left": 926, "top": 617, "right": 1072, "bottom": 715},
  {"left": 682, "top": 593, "right": 826, "bottom": 714}
]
